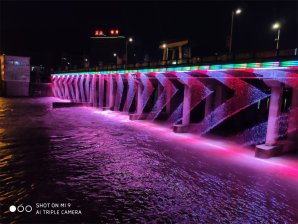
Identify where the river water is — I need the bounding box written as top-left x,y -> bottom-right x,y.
0,97 -> 297,223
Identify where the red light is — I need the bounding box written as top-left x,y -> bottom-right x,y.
110,30 -> 114,35
95,30 -> 99,35
99,30 -> 103,35
115,29 -> 119,35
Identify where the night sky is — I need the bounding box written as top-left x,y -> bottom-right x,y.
1,1 -> 298,69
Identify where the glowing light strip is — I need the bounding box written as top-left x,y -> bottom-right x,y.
51,60 -> 298,77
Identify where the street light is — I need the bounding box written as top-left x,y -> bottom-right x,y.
272,22 -> 281,50
125,37 -> 134,66
113,53 -> 117,65
229,8 -> 242,54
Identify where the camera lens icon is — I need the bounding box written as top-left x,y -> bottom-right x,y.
9,205 -> 32,213
9,205 -> 16,212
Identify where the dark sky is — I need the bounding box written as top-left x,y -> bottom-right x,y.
1,1 -> 298,68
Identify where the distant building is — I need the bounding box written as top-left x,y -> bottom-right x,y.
0,55 -> 30,96
159,39 -> 191,62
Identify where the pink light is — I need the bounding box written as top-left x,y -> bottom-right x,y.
88,108 -> 298,183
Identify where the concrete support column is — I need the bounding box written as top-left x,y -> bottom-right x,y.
173,83 -> 191,133
157,82 -> 163,98
157,82 -> 164,114
104,75 -> 109,108
182,84 -> 191,125
58,76 -> 64,98
85,75 -> 91,102
265,85 -> 283,145
51,76 -> 59,97
108,74 -> 115,110
179,46 -> 182,60
98,75 -> 104,108
165,79 -> 172,114
204,84 -> 213,117
79,75 -> 86,102
286,87 -> 298,151
90,75 -> 97,107
68,76 -> 75,101
214,85 -> 223,108
173,81 -> 192,133
162,49 -> 167,61
63,76 -> 69,99
137,80 -> 143,114
74,75 -> 81,102
256,80 -> 283,158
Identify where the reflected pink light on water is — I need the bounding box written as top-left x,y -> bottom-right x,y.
90,107 -> 298,182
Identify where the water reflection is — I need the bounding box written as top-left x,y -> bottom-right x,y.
0,97 -> 297,223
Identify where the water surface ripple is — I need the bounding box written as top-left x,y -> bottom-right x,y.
0,97 -> 297,223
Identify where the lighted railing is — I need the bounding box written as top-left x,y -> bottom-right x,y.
56,48 -> 298,73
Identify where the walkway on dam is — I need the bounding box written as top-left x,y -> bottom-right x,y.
1,97 -> 298,223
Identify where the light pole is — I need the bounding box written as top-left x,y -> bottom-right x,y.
229,8 -> 242,54
125,37 -> 133,66
272,22 -> 281,51
113,53 -> 117,65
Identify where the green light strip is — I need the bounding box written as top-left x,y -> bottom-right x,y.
234,63 -> 247,69
247,63 -> 261,68
199,65 -> 209,70
51,60 -> 298,76
210,65 -> 222,70
280,60 -> 298,67
261,61 -> 279,68
222,64 -> 234,69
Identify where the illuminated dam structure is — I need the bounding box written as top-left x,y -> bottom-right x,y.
51,60 -> 298,158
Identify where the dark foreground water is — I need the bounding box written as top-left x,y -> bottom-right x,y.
0,97 -> 297,224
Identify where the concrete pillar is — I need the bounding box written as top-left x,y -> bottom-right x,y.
165,79 -> 172,114
68,76 -> 75,101
163,49 -> 167,61
156,82 -> 163,114
53,76 -> 61,98
90,75 -> 97,107
256,80 -> 283,158
265,85 -> 283,145
286,87 -> 298,150
51,76 -> 58,97
204,84 -> 213,117
58,76 -> 64,98
79,75 -> 86,102
108,74 -> 115,110
98,75 -> 104,108
114,74 -> 124,111
179,46 -> 182,60
137,80 -> 143,114
173,83 -> 191,133
182,84 -> 191,125
214,85 -> 223,108
85,75 -> 91,102
63,76 -> 69,99
75,75 -> 81,102
104,75 -> 109,108
158,81 -> 163,98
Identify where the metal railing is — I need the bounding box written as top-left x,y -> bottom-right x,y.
56,48 -> 298,73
